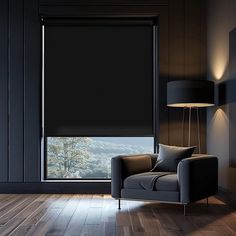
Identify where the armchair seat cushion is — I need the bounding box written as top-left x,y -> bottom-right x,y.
124,172 -> 179,192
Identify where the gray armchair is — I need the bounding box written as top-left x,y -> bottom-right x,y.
111,154 -> 218,215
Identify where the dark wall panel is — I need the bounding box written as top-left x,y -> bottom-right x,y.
157,7 -> 169,145
24,0 -> 41,182
168,0 -> 185,146
0,0 -> 9,182
8,0 -> 24,182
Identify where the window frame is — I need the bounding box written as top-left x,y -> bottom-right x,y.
44,136 -> 156,181
41,17 -> 159,182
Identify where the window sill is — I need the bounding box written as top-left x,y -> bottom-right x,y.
41,179 -> 111,183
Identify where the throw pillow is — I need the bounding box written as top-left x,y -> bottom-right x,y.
151,143 -> 196,172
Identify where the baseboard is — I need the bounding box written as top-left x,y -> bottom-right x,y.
217,186 -> 236,208
0,182 -> 111,194
2,183 -> 234,200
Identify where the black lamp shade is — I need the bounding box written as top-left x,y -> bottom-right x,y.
167,80 -> 215,107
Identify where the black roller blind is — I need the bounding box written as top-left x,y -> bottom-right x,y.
44,19 -> 154,136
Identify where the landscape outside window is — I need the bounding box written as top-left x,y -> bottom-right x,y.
46,137 -> 154,179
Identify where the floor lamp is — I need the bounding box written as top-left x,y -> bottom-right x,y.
167,80 -> 215,153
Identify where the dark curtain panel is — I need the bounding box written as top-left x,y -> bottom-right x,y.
44,20 -> 154,136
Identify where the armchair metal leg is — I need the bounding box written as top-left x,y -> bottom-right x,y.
118,199 -> 121,210
183,204 -> 187,216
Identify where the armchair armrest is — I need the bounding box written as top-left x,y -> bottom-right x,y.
111,154 -> 157,198
177,154 -> 218,204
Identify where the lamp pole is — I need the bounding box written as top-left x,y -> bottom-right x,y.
188,106 -> 192,147
184,106 -> 201,153
196,107 -> 201,153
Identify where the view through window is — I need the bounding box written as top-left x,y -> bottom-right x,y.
46,137 -> 154,179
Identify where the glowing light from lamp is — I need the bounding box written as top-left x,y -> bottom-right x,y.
168,103 -> 215,108
210,55 -> 228,81
207,107 -> 229,156
208,30 -> 229,81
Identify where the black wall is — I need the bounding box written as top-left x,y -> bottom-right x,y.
0,0 -> 206,193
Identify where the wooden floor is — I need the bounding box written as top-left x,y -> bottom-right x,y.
0,194 -> 235,236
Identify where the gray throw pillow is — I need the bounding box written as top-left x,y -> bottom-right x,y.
151,144 -> 196,172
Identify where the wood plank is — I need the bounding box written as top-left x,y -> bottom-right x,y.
0,194 -> 44,235
45,194 -> 80,235
10,208 -> 61,236
152,204 -> 181,232
0,194 -> 24,204
0,195 -> 38,226
63,194 -> 92,235
9,194 -> 61,236
0,195 -> 13,201
84,195 -> 104,225
23,194 -> 70,236
0,195 -> 35,217
101,195 -> 117,236
137,210 -> 161,235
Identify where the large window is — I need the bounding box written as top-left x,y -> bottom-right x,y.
46,137 -> 154,179
42,18 -> 158,180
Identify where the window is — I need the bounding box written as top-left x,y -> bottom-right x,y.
46,137 -> 154,179
42,18 -> 158,180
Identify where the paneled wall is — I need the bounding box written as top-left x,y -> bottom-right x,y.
0,0 -> 206,193
0,0 -> 40,183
